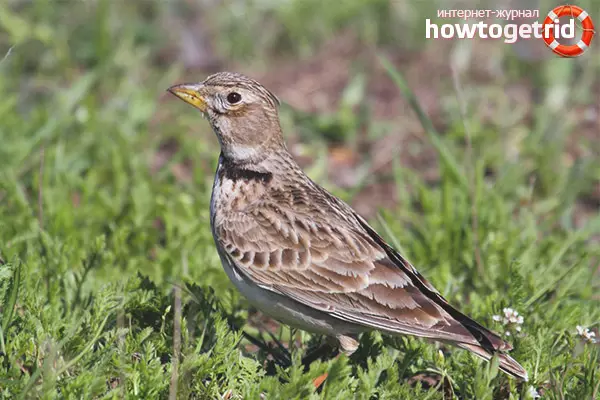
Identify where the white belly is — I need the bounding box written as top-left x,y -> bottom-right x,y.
214,243 -> 362,336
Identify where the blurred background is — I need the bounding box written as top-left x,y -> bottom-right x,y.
1,0 -> 598,222
1,0 -> 599,397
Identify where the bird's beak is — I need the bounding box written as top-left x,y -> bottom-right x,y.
167,83 -> 208,113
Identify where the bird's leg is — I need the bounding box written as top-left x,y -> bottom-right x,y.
301,338 -> 338,369
301,334 -> 360,369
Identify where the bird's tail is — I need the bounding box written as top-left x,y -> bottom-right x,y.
456,343 -> 528,381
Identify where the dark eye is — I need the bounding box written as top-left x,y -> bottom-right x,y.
226,92 -> 242,104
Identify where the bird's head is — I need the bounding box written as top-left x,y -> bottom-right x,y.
168,72 -> 284,163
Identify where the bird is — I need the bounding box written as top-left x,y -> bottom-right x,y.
167,72 -> 528,381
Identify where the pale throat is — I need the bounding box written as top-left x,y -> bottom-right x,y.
210,111 -> 285,164
222,143 -> 265,163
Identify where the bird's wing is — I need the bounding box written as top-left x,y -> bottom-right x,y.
215,197 -> 510,352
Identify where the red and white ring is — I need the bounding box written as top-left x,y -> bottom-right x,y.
542,5 -> 595,57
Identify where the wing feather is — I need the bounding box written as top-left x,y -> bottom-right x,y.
214,201 -> 506,350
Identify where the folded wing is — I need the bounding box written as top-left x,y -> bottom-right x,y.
215,195 -> 527,380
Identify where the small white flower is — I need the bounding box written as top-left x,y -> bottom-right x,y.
527,386 -> 540,399
576,325 -> 597,344
492,307 -> 524,337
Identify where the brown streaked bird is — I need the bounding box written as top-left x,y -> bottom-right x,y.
167,72 -> 528,381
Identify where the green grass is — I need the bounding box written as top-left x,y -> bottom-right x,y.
1,1 -> 599,398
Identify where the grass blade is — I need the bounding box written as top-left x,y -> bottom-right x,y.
378,55 -> 468,189
1,260 -> 21,336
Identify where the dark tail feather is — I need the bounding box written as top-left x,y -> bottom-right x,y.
457,343 -> 528,381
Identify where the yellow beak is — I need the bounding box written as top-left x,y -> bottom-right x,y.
167,83 -> 208,112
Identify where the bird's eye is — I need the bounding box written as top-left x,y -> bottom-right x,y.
226,92 -> 242,104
